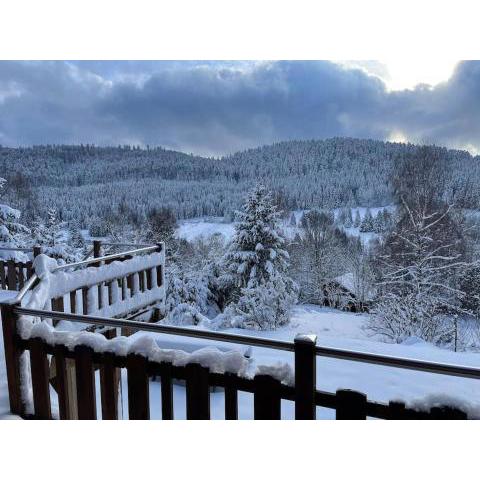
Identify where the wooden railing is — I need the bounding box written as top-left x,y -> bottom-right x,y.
0,246 -> 41,290
1,304 -> 479,420
14,244 -> 164,322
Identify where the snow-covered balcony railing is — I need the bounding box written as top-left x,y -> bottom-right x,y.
14,243 -> 165,325
2,300 -> 480,419
0,246 -> 42,291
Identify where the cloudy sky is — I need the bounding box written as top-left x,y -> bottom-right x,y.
0,60 -> 478,157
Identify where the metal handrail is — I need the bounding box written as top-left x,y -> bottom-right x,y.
53,245 -> 160,272
15,307 -> 295,352
12,244 -> 162,303
13,305 -> 480,379
90,241 -> 153,248
0,247 -> 36,253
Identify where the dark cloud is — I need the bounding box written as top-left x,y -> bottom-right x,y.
0,60 -> 479,156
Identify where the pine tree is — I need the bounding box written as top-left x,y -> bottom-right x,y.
221,184 -> 297,329
0,177 -> 30,256
360,209 -> 374,232
289,212 -> 297,227
146,207 -> 177,245
225,184 -> 289,289
33,207 -> 76,263
344,208 -> 353,228
69,221 -> 86,249
353,210 -> 361,228
372,211 -> 384,233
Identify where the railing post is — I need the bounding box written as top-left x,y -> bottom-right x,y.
93,240 -> 102,269
336,389 -> 367,420
294,333 -> 317,420
127,353 -> 150,420
253,374 -> 282,420
74,345 -> 97,420
0,301 -> 24,416
93,240 -> 102,260
186,363 -> 210,420
29,337 -> 52,419
7,259 -> 16,290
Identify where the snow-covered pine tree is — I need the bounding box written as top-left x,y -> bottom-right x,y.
146,207 -> 176,244
336,208 -> 347,226
69,221 -> 86,249
353,210 -> 361,228
344,208 -> 353,228
289,212 -> 297,227
67,220 -> 90,259
33,207 -> 76,263
225,184 -> 289,289
360,208 -> 374,232
0,177 -> 30,259
221,184 -> 297,330
372,211 -> 384,233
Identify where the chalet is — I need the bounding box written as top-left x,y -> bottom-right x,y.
323,272 -> 374,312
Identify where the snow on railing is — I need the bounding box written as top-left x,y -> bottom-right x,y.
18,245 -> 165,335
2,244 -> 166,415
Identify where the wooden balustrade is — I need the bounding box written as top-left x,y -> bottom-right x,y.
0,300 -> 473,420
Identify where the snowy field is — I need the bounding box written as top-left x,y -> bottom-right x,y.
1,301 -> 479,419
176,218 -> 235,242
118,306 -> 480,419
176,207 -> 390,246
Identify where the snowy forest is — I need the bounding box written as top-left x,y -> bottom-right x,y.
1,137 -> 480,228
2,139 -> 480,352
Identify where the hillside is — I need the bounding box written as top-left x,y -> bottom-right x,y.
1,138 -> 479,228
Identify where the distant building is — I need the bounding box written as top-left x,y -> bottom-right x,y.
323,272 -> 374,312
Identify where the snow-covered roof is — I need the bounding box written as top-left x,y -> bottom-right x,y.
333,272 -> 375,301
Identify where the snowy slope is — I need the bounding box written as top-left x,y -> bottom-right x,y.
176,218 -> 235,242
123,305 -> 480,419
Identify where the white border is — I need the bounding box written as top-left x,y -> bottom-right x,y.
0,0 -> 479,59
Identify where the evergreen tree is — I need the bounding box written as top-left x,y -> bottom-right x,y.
146,207 -> 177,245
33,207 -> 76,263
344,208 -> 353,228
289,212 -> 297,227
372,211 -> 384,233
353,210 -> 362,228
221,184 -> 297,329
225,184 -> 289,289
33,207 -> 64,247
69,221 -> 86,249
0,178 -> 30,251
0,178 -> 30,256
360,209 -> 374,232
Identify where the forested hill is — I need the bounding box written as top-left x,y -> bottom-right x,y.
1,138 -> 479,228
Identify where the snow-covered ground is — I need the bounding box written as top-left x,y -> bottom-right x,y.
176,218 -> 235,242
118,305 -> 480,419
2,299 -> 479,419
175,207 -> 392,246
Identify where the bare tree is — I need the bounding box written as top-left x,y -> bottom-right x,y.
370,147 -> 472,343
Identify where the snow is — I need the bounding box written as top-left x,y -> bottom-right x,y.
334,272 -> 375,300
2,296 -> 480,419
177,218 -> 235,242
175,207 -> 393,246
120,305 -> 480,419
19,252 -> 165,338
